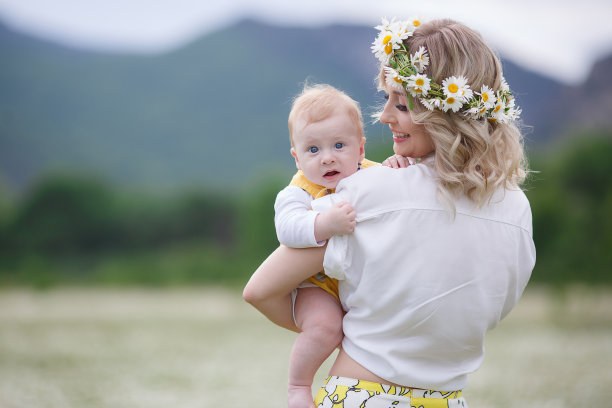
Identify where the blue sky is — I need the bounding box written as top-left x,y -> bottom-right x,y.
0,0 -> 611,84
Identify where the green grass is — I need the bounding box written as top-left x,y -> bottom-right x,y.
0,285 -> 610,408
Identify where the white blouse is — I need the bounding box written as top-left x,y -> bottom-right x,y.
312,163 -> 535,391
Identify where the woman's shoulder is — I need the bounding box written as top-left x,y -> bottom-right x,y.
336,163 -> 439,215
343,162 -> 436,190
456,186 -> 533,233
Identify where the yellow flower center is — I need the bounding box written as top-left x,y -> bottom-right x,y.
448,84 -> 458,93
447,97 -> 456,104
383,35 -> 392,45
482,93 -> 489,102
414,88 -> 423,93
413,20 -> 421,27
394,77 -> 403,84
415,78 -> 424,86
385,43 -> 393,55
494,105 -> 502,113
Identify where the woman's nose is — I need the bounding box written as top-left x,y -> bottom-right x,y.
379,101 -> 393,124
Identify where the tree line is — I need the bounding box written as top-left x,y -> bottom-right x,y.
0,131 -> 610,287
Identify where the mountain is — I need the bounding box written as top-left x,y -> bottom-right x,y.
0,18 -> 609,193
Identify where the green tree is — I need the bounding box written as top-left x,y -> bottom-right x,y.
8,175 -> 120,256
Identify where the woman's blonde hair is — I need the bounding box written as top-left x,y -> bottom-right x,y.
288,83 -> 364,146
378,19 -> 528,210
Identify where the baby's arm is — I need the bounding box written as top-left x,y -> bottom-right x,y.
275,186 -> 322,248
314,201 -> 356,242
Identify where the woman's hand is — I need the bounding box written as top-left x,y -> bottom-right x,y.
382,154 -> 412,169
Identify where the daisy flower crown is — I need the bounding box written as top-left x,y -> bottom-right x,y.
372,17 -> 521,123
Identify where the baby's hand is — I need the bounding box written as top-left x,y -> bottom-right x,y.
382,154 -> 412,169
315,201 -> 356,241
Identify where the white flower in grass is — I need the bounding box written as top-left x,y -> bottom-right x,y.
477,85 -> 496,108
406,74 -> 431,97
410,46 -> 429,73
384,67 -> 409,91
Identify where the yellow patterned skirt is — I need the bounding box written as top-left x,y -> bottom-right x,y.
314,376 -> 466,408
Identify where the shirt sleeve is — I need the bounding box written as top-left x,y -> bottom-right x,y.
274,185 -> 324,248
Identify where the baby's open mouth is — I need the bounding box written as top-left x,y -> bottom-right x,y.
324,170 -> 339,177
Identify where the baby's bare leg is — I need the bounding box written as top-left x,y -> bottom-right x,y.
289,287 -> 344,408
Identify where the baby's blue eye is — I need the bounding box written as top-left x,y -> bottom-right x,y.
335,142 -> 344,149
309,146 -> 318,153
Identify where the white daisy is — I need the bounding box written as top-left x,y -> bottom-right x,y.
371,30 -> 393,63
407,16 -> 423,31
384,67 -> 409,91
490,100 -> 509,122
506,106 -> 521,121
442,76 -> 472,102
420,97 -> 440,111
371,28 -> 405,63
406,74 -> 431,97
441,95 -> 464,113
410,46 -> 429,73
467,103 -> 489,119
500,77 -> 510,93
477,85 -> 496,108
375,17 -> 395,32
388,19 -> 413,42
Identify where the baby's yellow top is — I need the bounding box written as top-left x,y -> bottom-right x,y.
289,158 -> 379,199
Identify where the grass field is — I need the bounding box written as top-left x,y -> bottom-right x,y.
1,285 -> 611,408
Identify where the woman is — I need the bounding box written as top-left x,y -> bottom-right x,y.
243,18 -> 536,408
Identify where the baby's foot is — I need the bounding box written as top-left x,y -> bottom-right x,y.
288,384 -> 315,408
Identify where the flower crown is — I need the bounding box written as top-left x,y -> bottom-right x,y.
371,17 -> 521,123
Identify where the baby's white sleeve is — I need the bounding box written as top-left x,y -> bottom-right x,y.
311,194 -> 349,280
274,186 -> 324,248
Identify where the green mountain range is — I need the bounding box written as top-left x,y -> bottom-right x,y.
1,18 -> 609,193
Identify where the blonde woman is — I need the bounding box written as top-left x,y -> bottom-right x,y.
244,18 -> 535,408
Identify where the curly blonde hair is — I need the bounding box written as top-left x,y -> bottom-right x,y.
378,19 -> 528,210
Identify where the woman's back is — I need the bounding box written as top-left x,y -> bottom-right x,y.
313,163 -> 535,390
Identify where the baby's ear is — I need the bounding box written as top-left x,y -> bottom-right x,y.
291,148 -> 301,170
359,137 -> 366,160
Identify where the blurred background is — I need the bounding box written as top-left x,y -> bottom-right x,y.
0,1 -> 611,407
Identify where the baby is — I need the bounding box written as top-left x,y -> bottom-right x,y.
274,83 -> 377,408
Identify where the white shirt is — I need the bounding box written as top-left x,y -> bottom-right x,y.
311,162 -> 535,391
274,185 -> 325,248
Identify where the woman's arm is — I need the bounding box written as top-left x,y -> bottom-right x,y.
242,245 -> 326,332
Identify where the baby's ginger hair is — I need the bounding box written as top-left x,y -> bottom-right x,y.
288,84 -> 364,146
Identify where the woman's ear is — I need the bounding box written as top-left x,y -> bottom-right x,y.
291,148 -> 301,170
